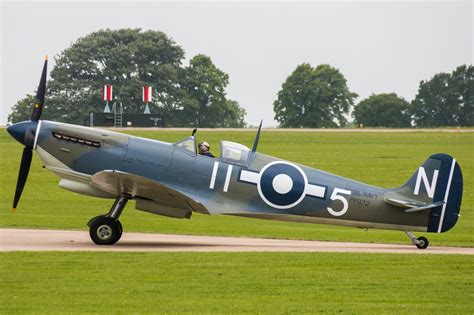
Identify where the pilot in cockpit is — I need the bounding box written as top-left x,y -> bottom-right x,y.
198,141 -> 215,158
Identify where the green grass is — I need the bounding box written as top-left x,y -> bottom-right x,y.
1,252 -> 473,313
1,129 -> 474,314
0,129 -> 473,246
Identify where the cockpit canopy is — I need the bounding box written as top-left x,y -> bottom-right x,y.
220,141 -> 250,166
173,137 -> 251,166
174,137 -> 196,154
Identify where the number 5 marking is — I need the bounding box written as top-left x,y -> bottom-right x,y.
327,188 -> 352,216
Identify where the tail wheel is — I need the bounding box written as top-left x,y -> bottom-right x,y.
416,236 -> 429,249
89,215 -> 122,245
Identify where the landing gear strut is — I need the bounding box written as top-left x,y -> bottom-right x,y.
404,231 -> 429,249
87,196 -> 129,245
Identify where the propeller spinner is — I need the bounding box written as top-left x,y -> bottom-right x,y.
7,56 -> 48,212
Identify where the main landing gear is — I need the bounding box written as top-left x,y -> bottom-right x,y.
87,196 -> 129,245
404,231 -> 429,249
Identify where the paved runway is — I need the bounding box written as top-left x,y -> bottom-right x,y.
1,228 -> 473,254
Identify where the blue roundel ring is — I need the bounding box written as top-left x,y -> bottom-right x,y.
257,161 -> 308,209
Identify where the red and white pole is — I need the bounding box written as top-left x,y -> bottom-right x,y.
143,86 -> 152,114
103,84 -> 113,113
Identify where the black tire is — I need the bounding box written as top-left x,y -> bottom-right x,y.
117,220 -> 123,234
89,216 -> 122,245
416,236 -> 429,249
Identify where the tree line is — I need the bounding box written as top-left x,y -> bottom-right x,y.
8,28 -> 473,128
8,29 -> 246,127
274,63 -> 473,128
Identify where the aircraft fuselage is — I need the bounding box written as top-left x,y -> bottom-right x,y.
24,120 -> 433,232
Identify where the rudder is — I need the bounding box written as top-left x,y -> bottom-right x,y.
427,154 -> 463,232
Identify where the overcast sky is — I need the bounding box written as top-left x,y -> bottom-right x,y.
1,0 -> 472,127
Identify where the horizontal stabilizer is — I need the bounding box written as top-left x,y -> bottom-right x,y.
385,198 -> 446,212
384,198 -> 423,208
404,201 -> 446,213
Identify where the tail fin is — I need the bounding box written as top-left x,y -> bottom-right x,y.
384,154 -> 463,233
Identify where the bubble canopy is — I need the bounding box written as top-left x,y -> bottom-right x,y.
220,141 -> 250,166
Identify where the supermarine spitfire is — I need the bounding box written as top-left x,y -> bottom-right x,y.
8,58 -> 463,248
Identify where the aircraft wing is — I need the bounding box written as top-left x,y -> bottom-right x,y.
90,170 -> 209,218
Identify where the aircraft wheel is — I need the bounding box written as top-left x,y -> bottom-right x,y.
89,215 -> 122,245
415,236 -> 429,249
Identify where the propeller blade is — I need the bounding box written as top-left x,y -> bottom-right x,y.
31,55 -> 48,121
12,147 -> 33,212
11,57 -> 48,211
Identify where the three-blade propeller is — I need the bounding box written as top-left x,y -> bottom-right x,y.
11,56 -> 48,212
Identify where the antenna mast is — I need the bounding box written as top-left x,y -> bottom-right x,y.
251,120 -> 263,153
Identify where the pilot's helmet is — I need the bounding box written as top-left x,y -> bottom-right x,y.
198,141 -> 210,152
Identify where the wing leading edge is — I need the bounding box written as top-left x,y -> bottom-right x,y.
90,170 -> 210,218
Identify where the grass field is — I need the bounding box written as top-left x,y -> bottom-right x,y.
1,252 -> 473,313
0,128 -> 473,247
1,128 -> 473,313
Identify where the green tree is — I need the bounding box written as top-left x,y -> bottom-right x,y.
273,64 -> 357,128
353,93 -> 411,128
8,94 -> 63,123
220,100 -> 246,128
411,65 -> 473,127
181,55 -> 245,127
8,95 -> 35,123
47,28 -> 185,124
8,28 -> 246,127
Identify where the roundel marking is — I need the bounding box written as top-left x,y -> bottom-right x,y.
257,161 -> 308,209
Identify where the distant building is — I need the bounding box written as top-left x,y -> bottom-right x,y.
88,112 -> 162,127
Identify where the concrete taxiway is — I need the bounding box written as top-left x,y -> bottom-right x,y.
1,228 -> 473,254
